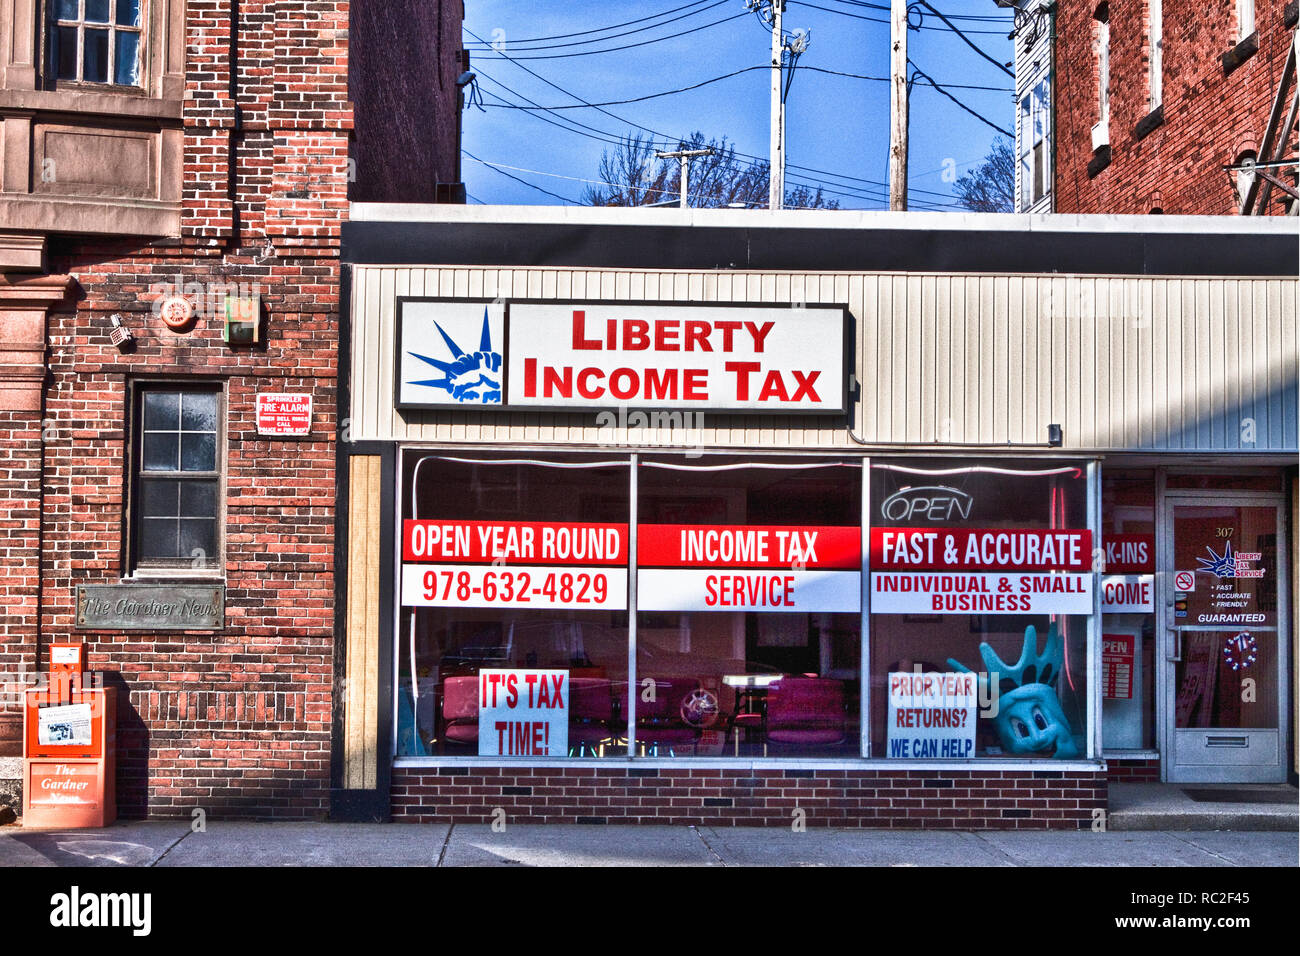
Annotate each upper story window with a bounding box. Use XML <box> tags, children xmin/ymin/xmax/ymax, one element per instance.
<box><xmin>1019</xmin><ymin>78</ymin><xmax>1052</xmax><ymax>208</ymax></box>
<box><xmin>1237</xmin><ymin>0</ymin><xmax>1256</xmax><ymax>41</ymax></box>
<box><xmin>51</xmin><ymin>0</ymin><xmax>144</xmax><ymax>87</ymax></box>
<box><xmin>1095</xmin><ymin>6</ymin><xmax>1110</xmax><ymax>128</ymax></box>
<box><xmin>1148</xmin><ymin>0</ymin><xmax>1162</xmax><ymax>111</ymax></box>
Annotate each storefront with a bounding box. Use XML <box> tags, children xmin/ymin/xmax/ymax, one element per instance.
<box><xmin>332</xmin><ymin>207</ymin><xmax>1298</xmax><ymax>826</ymax></box>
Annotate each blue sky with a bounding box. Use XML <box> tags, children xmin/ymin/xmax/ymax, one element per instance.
<box><xmin>462</xmin><ymin>1</ymin><xmax>1014</xmax><ymax>210</ymax></box>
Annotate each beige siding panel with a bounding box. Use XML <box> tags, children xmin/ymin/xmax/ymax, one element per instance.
<box><xmin>349</xmin><ymin>267</ymin><xmax>1297</xmax><ymax>452</ymax></box>
<box><xmin>344</xmin><ymin>455</ymin><xmax>381</xmax><ymax>790</ymax></box>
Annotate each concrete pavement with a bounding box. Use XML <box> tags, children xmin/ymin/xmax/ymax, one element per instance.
<box><xmin>0</xmin><ymin>821</ymin><xmax>1294</xmax><ymax>866</ymax></box>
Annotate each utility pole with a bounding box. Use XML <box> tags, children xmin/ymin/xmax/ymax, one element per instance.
<box><xmin>656</xmin><ymin>147</ymin><xmax>715</xmax><ymax>208</ymax></box>
<box><xmin>747</xmin><ymin>0</ymin><xmax>807</xmax><ymax>210</ymax></box>
<box><xmin>769</xmin><ymin>0</ymin><xmax>785</xmax><ymax>210</ymax></box>
<box><xmin>889</xmin><ymin>0</ymin><xmax>908</xmax><ymax>211</ymax></box>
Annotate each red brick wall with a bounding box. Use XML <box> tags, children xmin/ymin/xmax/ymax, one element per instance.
<box><xmin>0</xmin><ymin>412</ymin><xmax>42</xmax><ymax>681</ymax></box>
<box><xmin>1054</xmin><ymin>0</ymin><xmax>1297</xmax><ymax>214</ymax></box>
<box><xmin>1106</xmin><ymin>758</ymin><xmax>1162</xmax><ymax>782</ymax></box>
<box><xmin>392</xmin><ymin>767</ymin><xmax>1108</xmax><ymax>829</ymax></box>
<box><xmin>19</xmin><ymin>1</ymin><xmax>351</xmax><ymax>818</ymax></box>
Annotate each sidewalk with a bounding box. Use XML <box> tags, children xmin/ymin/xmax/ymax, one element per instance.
<box><xmin>0</xmin><ymin>821</ymin><xmax>1295</xmax><ymax>867</ymax></box>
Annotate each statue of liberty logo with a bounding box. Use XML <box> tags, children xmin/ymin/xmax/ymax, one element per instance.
<box><xmin>407</xmin><ymin>307</ymin><xmax>503</xmax><ymax>404</ymax></box>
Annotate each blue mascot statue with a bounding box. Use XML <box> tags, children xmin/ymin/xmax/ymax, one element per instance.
<box><xmin>948</xmin><ymin>622</ymin><xmax>1080</xmax><ymax>759</ymax></box>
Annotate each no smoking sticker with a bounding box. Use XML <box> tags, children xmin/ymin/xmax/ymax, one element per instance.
<box><xmin>1174</xmin><ymin>570</ymin><xmax>1195</xmax><ymax>592</ymax></box>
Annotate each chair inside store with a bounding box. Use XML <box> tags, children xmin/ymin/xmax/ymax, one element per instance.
<box><xmin>568</xmin><ymin>677</ymin><xmax>618</xmax><ymax>757</ymax></box>
<box><xmin>620</xmin><ymin>677</ymin><xmax>703</xmax><ymax>756</ymax></box>
<box><xmin>440</xmin><ymin>675</ymin><xmax>480</xmax><ymax>750</ymax></box>
<box><xmin>764</xmin><ymin>676</ymin><xmax>848</xmax><ymax>754</ymax></box>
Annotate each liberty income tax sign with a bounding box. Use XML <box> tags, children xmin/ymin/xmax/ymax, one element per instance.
<box><xmin>396</xmin><ymin>300</ymin><xmax>847</xmax><ymax>413</ymax></box>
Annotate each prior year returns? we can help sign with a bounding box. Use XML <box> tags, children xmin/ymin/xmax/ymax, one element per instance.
<box><xmin>886</xmin><ymin>672</ymin><xmax>977</xmax><ymax>759</ymax></box>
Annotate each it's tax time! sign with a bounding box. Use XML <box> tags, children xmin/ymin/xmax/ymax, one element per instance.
<box><xmin>478</xmin><ymin>669</ymin><xmax>569</xmax><ymax>757</ymax></box>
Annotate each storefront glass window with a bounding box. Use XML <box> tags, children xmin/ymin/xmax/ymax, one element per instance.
<box><xmin>399</xmin><ymin>454</ymin><xmax>631</xmax><ymax>757</ymax></box>
<box><xmin>1099</xmin><ymin>470</ymin><xmax>1157</xmax><ymax>751</ymax></box>
<box><xmin>636</xmin><ymin>458</ymin><xmax>862</xmax><ymax>758</ymax></box>
<box><xmin>868</xmin><ymin>461</ymin><xmax>1092</xmax><ymax>759</ymax></box>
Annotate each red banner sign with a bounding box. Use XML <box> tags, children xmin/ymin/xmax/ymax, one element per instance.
<box><xmin>870</xmin><ymin>528</ymin><xmax>1092</xmax><ymax>571</ymax></box>
<box><xmin>402</xmin><ymin>520</ymin><xmax>628</xmax><ymax>565</ymax></box>
<box><xmin>1102</xmin><ymin>533</ymin><xmax>1155</xmax><ymax>573</ymax></box>
<box><xmin>638</xmin><ymin>524</ymin><xmax>860</xmax><ymax>569</ymax></box>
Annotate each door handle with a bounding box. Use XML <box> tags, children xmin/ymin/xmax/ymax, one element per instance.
<box><xmin>1167</xmin><ymin>627</ymin><xmax>1183</xmax><ymax>663</ymax></box>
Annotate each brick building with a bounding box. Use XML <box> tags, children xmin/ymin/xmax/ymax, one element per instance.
<box><xmin>0</xmin><ymin>0</ymin><xmax>358</xmax><ymax>818</ymax></box>
<box><xmin>1010</xmin><ymin>0</ymin><xmax>1299</xmax><ymax>214</ymax></box>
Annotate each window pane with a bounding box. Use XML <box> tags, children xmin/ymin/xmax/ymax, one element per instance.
<box><xmin>139</xmin><ymin>518</ymin><xmax>179</xmax><ymax>560</ymax></box>
<box><xmin>86</xmin><ymin>0</ymin><xmax>110</xmax><ymax>22</ymax></box>
<box><xmin>143</xmin><ymin>433</ymin><xmax>179</xmax><ymax>472</ymax></box>
<box><xmin>143</xmin><ymin>392</ymin><xmax>180</xmax><ymax>430</ymax></box>
<box><xmin>114</xmin><ymin>28</ymin><xmax>140</xmax><ymax>85</ymax></box>
<box><xmin>868</xmin><ymin>460</ymin><xmax>1091</xmax><ymax>759</ymax></box>
<box><xmin>636</xmin><ymin>458</ymin><xmax>862</xmax><ymax>758</ymax></box>
<box><xmin>180</xmin><ymin>433</ymin><xmax>216</xmax><ymax>472</ymax></box>
<box><xmin>56</xmin><ymin>26</ymin><xmax>79</xmax><ymax>80</ymax></box>
<box><xmin>399</xmin><ymin>454</ymin><xmax>632</xmax><ymax>758</ymax></box>
<box><xmin>84</xmin><ymin>28</ymin><xmax>109</xmax><ymax>82</ymax></box>
<box><xmin>179</xmin><ymin>519</ymin><xmax>217</xmax><ymax>560</ymax></box>
<box><xmin>116</xmin><ymin>0</ymin><xmax>142</xmax><ymax>25</ymax></box>
<box><xmin>140</xmin><ymin>479</ymin><xmax>180</xmax><ymax>518</ymax></box>
<box><xmin>56</xmin><ymin>0</ymin><xmax>79</xmax><ymax>19</ymax></box>
<box><xmin>180</xmin><ymin>481</ymin><xmax>218</xmax><ymax>518</ymax></box>
<box><xmin>180</xmin><ymin>393</ymin><xmax>219</xmax><ymax>433</ymax></box>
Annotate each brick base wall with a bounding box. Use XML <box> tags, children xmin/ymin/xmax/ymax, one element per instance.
<box><xmin>1105</xmin><ymin>758</ymin><xmax>1161</xmax><ymax>783</ymax></box>
<box><xmin>392</xmin><ymin>767</ymin><xmax>1108</xmax><ymax>829</ymax></box>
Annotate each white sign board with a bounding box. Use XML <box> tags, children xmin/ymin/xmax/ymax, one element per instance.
<box><xmin>477</xmin><ymin>669</ymin><xmax>569</xmax><ymax>756</ymax></box>
<box><xmin>400</xmin><ymin>564</ymin><xmax>627</xmax><ymax>609</ymax></box>
<box><xmin>397</xmin><ymin>301</ymin><xmax>507</xmax><ymax>408</ymax></box>
<box><xmin>637</xmin><ymin>569</ymin><xmax>860</xmax><ymax>613</ymax></box>
<box><xmin>507</xmin><ymin>303</ymin><xmax>845</xmax><ymax>411</ymax></box>
<box><xmin>885</xmin><ymin>672</ymin><xmax>977</xmax><ymax>759</ymax></box>
<box><xmin>871</xmin><ymin>572</ymin><xmax>1093</xmax><ymax>615</ymax></box>
<box><xmin>1100</xmin><ymin>574</ymin><xmax>1154</xmax><ymax>613</ymax></box>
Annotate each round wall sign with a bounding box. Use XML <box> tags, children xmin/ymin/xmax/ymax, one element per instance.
<box><xmin>159</xmin><ymin>295</ymin><xmax>195</xmax><ymax>330</ymax></box>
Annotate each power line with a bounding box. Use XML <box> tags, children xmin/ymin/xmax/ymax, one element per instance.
<box><xmin>467</xmin><ymin>29</ymin><xmax>963</xmax><ymax>203</ymax></box>
<box><xmin>464</xmin><ymin>149</ymin><xmax>581</xmax><ymax>204</ymax></box>
<box><xmin>462</xmin><ymin>1</ymin><xmax>717</xmax><ymax>47</ymax></box>
<box><xmin>831</xmin><ymin>0</ymin><xmax>1010</xmax><ymax>20</ymax></box>
<box><xmin>794</xmin><ymin>0</ymin><xmax>1012</xmax><ymax>34</ymax></box>
<box><xmin>803</xmin><ymin>64</ymin><xmax>1009</xmax><ymax>92</ymax></box>
<box><xmin>910</xmin><ymin>0</ymin><xmax>1013</xmax><ymax>77</ymax></box>
<box><xmin>472</xmin><ymin>12</ymin><xmax>749</xmax><ymax>60</ymax></box>
<box><xmin>480</xmin><ymin>65</ymin><xmax>770</xmax><ymax>108</ymax></box>
<box><xmin>909</xmin><ymin>64</ymin><xmax>1013</xmax><ymax>138</ymax></box>
<box><xmin>476</xmin><ymin>65</ymin><xmax>960</xmax><ymax>202</ymax></box>
<box><xmin>463</xmin><ymin>1</ymin><xmax>728</xmax><ymax>52</ymax></box>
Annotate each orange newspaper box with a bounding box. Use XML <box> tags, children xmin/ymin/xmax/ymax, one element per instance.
<box><xmin>22</xmin><ymin>643</ymin><xmax>117</xmax><ymax>828</ymax></box>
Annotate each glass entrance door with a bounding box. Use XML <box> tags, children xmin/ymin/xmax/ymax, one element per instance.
<box><xmin>1161</xmin><ymin>497</ymin><xmax>1289</xmax><ymax>783</ymax></box>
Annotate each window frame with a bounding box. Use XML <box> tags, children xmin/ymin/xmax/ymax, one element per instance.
<box><xmin>393</xmin><ymin>447</ymin><xmax>1104</xmax><ymax>768</ymax></box>
<box><xmin>1148</xmin><ymin>0</ymin><xmax>1162</xmax><ymax>112</ymax></box>
<box><xmin>126</xmin><ymin>380</ymin><xmax>226</xmax><ymax>579</ymax></box>
<box><xmin>1096</xmin><ymin>13</ymin><xmax>1110</xmax><ymax>129</ymax></box>
<box><xmin>1019</xmin><ymin>78</ymin><xmax>1052</xmax><ymax>208</ymax></box>
<box><xmin>47</xmin><ymin>0</ymin><xmax>148</xmax><ymax>91</ymax></box>
<box><xmin>1237</xmin><ymin>0</ymin><xmax>1256</xmax><ymax>42</ymax></box>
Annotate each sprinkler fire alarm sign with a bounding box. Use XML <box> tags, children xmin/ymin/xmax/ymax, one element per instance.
<box><xmin>255</xmin><ymin>393</ymin><xmax>312</xmax><ymax>437</ymax></box>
